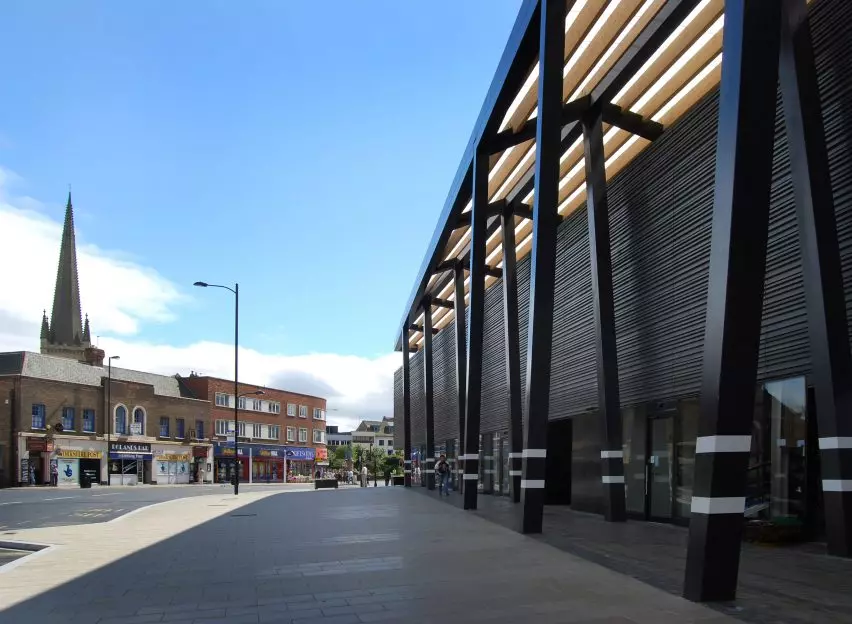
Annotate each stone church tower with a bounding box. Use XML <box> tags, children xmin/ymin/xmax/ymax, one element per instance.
<box><xmin>40</xmin><ymin>192</ymin><xmax>104</xmax><ymax>365</ymax></box>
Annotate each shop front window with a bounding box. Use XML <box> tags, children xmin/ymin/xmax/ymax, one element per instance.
<box><xmin>749</xmin><ymin>377</ymin><xmax>807</xmax><ymax>522</ymax></box>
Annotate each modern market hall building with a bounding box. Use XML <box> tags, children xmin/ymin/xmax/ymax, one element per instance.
<box><xmin>392</xmin><ymin>0</ymin><xmax>852</xmax><ymax>603</ymax></box>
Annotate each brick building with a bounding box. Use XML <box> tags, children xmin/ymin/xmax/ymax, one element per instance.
<box><xmin>0</xmin><ymin>192</ymin><xmax>213</xmax><ymax>488</ymax></box>
<box><xmin>179</xmin><ymin>375</ymin><xmax>328</xmax><ymax>483</ymax></box>
<box><xmin>0</xmin><ymin>351</ymin><xmax>211</xmax><ymax>487</ymax></box>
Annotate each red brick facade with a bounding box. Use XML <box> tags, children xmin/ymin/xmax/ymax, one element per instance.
<box><xmin>179</xmin><ymin>376</ymin><xmax>328</xmax><ymax>455</ymax></box>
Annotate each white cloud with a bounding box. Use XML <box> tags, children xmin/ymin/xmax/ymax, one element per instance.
<box><xmin>0</xmin><ymin>166</ymin><xmax>398</xmax><ymax>433</ymax></box>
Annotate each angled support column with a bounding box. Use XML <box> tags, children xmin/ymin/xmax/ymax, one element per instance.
<box><xmin>779</xmin><ymin>0</ymin><xmax>852</xmax><ymax>557</ymax></box>
<box><xmin>683</xmin><ymin>0</ymin><xmax>782</xmax><ymax>603</ymax></box>
<box><xmin>463</xmin><ymin>148</ymin><xmax>489</xmax><ymax>511</ymax></box>
<box><xmin>518</xmin><ymin>0</ymin><xmax>566</xmax><ymax>534</ymax></box>
<box><xmin>501</xmin><ymin>204</ymin><xmax>524</xmax><ymax>503</ymax></box>
<box><xmin>582</xmin><ymin>108</ymin><xmax>626</xmax><ymax>522</ymax></box>
<box><xmin>423</xmin><ymin>298</ymin><xmax>436</xmax><ymax>490</ymax></box>
<box><xmin>454</xmin><ymin>262</ymin><xmax>468</xmax><ymax>495</ymax></box>
<box><xmin>402</xmin><ymin>328</ymin><xmax>413</xmax><ymax>488</ymax></box>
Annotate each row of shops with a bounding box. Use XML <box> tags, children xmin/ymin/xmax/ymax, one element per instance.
<box><xmin>212</xmin><ymin>443</ymin><xmax>327</xmax><ymax>483</ymax></box>
<box><xmin>18</xmin><ymin>435</ymin><xmax>328</xmax><ymax>486</ymax></box>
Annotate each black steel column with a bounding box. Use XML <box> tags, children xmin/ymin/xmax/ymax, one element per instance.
<box><xmin>779</xmin><ymin>0</ymin><xmax>852</xmax><ymax>557</ymax></box>
<box><xmin>501</xmin><ymin>205</ymin><xmax>524</xmax><ymax>503</ymax></box>
<box><xmin>683</xmin><ymin>0</ymin><xmax>782</xmax><ymax>602</ymax></box>
<box><xmin>402</xmin><ymin>328</ymin><xmax>413</xmax><ymax>488</ymax></box>
<box><xmin>423</xmin><ymin>298</ymin><xmax>436</xmax><ymax>490</ymax></box>
<box><xmin>463</xmin><ymin>148</ymin><xmax>489</xmax><ymax>511</ymax></box>
<box><xmin>582</xmin><ymin>108</ymin><xmax>626</xmax><ymax>522</ymax></box>
<box><xmin>454</xmin><ymin>262</ymin><xmax>468</xmax><ymax>495</ymax></box>
<box><xmin>519</xmin><ymin>0</ymin><xmax>566</xmax><ymax>534</ymax></box>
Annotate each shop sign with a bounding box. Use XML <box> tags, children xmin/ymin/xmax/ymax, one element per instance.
<box><xmin>27</xmin><ymin>437</ymin><xmax>48</xmax><ymax>452</ymax></box>
<box><xmin>155</xmin><ymin>454</ymin><xmax>191</xmax><ymax>462</ymax></box>
<box><xmin>192</xmin><ymin>446</ymin><xmax>208</xmax><ymax>458</ymax></box>
<box><xmin>110</xmin><ymin>442</ymin><xmax>152</xmax><ymax>454</ymax></box>
<box><xmin>58</xmin><ymin>458</ymin><xmax>79</xmax><ymax>485</ymax></box>
<box><xmin>56</xmin><ymin>449</ymin><xmax>103</xmax><ymax>459</ymax></box>
<box><xmin>284</xmin><ymin>447</ymin><xmax>315</xmax><ymax>461</ymax></box>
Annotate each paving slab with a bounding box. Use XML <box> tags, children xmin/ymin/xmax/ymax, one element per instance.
<box><xmin>0</xmin><ymin>487</ymin><xmax>732</xmax><ymax>623</ymax></box>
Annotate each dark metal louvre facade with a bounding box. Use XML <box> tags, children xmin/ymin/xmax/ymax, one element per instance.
<box><xmin>393</xmin><ymin>368</ymin><xmax>404</xmax><ymax>450</ymax></box>
<box><xmin>395</xmin><ymin>0</ymin><xmax>852</xmax><ymax>451</ymax></box>
<box><xmin>432</xmin><ymin>319</ymin><xmax>459</xmax><ymax>441</ymax></box>
<box><xmin>410</xmin><ymin>350</ymin><xmax>425</xmax><ymax>447</ymax></box>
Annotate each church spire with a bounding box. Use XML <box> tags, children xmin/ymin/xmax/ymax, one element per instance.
<box><xmin>47</xmin><ymin>192</ymin><xmax>86</xmax><ymax>348</ymax></box>
<box><xmin>40</xmin><ymin>310</ymin><xmax>50</xmax><ymax>341</ymax></box>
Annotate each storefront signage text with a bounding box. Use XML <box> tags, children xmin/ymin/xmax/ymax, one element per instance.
<box><xmin>155</xmin><ymin>454</ymin><xmax>191</xmax><ymax>462</ymax></box>
<box><xmin>56</xmin><ymin>449</ymin><xmax>102</xmax><ymax>459</ymax></box>
<box><xmin>27</xmin><ymin>438</ymin><xmax>54</xmax><ymax>452</ymax></box>
<box><xmin>110</xmin><ymin>442</ymin><xmax>152</xmax><ymax>454</ymax></box>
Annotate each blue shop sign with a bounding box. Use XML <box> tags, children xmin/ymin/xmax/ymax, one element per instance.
<box><xmin>213</xmin><ymin>443</ymin><xmax>315</xmax><ymax>460</ymax></box>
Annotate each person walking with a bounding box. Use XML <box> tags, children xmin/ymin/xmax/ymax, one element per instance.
<box><xmin>436</xmin><ymin>454</ymin><xmax>450</xmax><ymax>496</ymax></box>
<box><xmin>360</xmin><ymin>464</ymin><xmax>368</xmax><ymax>488</ymax></box>
<box><xmin>384</xmin><ymin>465</ymin><xmax>391</xmax><ymax>487</ymax></box>
<box><xmin>50</xmin><ymin>462</ymin><xmax>58</xmax><ymax>487</ymax></box>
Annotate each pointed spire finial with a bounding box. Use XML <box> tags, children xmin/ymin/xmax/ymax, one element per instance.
<box><xmin>46</xmin><ymin>190</ymin><xmax>84</xmax><ymax>348</ymax></box>
<box><xmin>82</xmin><ymin>313</ymin><xmax>91</xmax><ymax>344</ymax></box>
<box><xmin>40</xmin><ymin>310</ymin><xmax>50</xmax><ymax>341</ymax></box>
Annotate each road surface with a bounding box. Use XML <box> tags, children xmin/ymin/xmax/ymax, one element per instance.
<box><xmin>0</xmin><ymin>483</ymin><xmax>312</xmax><ymax>531</ymax></box>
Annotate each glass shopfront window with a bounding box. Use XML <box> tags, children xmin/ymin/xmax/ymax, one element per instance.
<box><xmin>748</xmin><ymin>377</ymin><xmax>807</xmax><ymax>522</ymax></box>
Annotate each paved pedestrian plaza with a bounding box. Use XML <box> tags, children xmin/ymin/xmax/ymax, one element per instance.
<box><xmin>0</xmin><ymin>487</ymin><xmax>735</xmax><ymax>624</ymax></box>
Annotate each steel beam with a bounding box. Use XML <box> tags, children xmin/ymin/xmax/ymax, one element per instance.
<box><xmin>486</xmin><ymin>95</ymin><xmax>592</xmax><ymax>154</ymax></box>
<box><xmin>454</xmin><ymin>262</ymin><xmax>468</xmax><ymax>495</ymax></box>
<box><xmin>432</xmin><ymin>297</ymin><xmax>454</xmax><ymax>309</ymax></box>
<box><xmin>583</xmin><ymin>106</ymin><xmax>626</xmax><ymax>522</ymax></box>
<box><xmin>402</xmin><ymin>328</ymin><xmax>413</xmax><ymax>488</ymax></box>
<box><xmin>518</xmin><ymin>0</ymin><xmax>567</xmax><ymax>534</ymax></box>
<box><xmin>463</xmin><ymin>147</ymin><xmax>489</xmax><ymax>511</ymax></box>
<box><xmin>683</xmin><ymin>0</ymin><xmax>782</xmax><ymax>603</ymax></box>
<box><xmin>423</xmin><ymin>298</ymin><xmax>436</xmax><ymax>490</ymax></box>
<box><xmin>504</xmin><ymin>0</ymin><xmax>702</xmax><ymax>208</ymax></box>
<box><xmin>601</xmin><ymin>103</ymin><xmax>664</xmax><ymax>140</ymax></box>
<box><xmin>409</xmin><ymin>324</ymin><xmax>440</xmax><ymax>335</ymax></box>
<box><xmin>779</xmin><ymin>0</ymin><xmax>852</xmax><ymax>557</ymax></box>
<box><xmin>501</xmin><ymin>205</ymin><xmax>524</xmax><ymax>504</ymax></box>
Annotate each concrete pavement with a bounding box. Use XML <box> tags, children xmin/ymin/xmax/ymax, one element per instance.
<box><xmin>0</xmin><ymin>487</ymin><xmax>733</xmax><ymax>624</ymax></box>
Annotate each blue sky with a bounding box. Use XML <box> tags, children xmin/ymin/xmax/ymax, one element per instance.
<box><xmin>0</xmin><ymin>0</ymin><xmax>522</xmax><ymax>359</ymax></box>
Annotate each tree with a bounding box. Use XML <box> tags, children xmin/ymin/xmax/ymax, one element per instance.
<box><xmin>353</xmin><ymin>445</ymin><xmax>367</xmax><ymax>471</ymax></box>
<box><xmin>329</xmin><ymin>446</ymin><xmax>347</xmax><ymax>471</ymax></box>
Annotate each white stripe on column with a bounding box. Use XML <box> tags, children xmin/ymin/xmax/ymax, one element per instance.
<box><xmin>425</xmin><ymin>458</ymin><xmax>435</xmax><ymax>463</ymax></box>
<box><xmin>822</xmin><ymin>480</ymin><xmax>852</xmax><ymax>492</ymax></box>
<box><xmin>690</xmin><ymin>497</ymin><xmax>746</xmax><ymax>515</ymax></box>
<box><xmin>463</xmin><ymin>474</ymin><xmax>479</xmax><ymax>481</ymax></box>
<box><xmin>521</xmin><ymin>480</ymin><xmax>545</xmax><ymax>489</ymax></box>
<box><xmin>404</xmin><ymin>470</ymin><xmax>411</xmax><ymax>474</ymax></box>
<box><xmin>424</xmin><ymin>469</ymin><xmax>434</xmax><ymax>473</ymax></box>
<box><xmin>508</xmin><ymin>453</ymin><xmax>522</xmax><ymax>459</ymax></box>
<box><xmin>404</xmin><ymin>460</ymin><xmax>412</xmax><ymax>465</ymax></box>
<box><xmin>484</xmin><ymin>469</ymin><xmax>496</xmax><ymax>474</ymax></box>
<box><xmin>600</xmin><ymin>450</ymin><xmax>623</xmax><ymax>459</ymax></box>
<box><xmin>460</xmin><ymin>454</ymin><xmax>478</xmax><ymax>461</ymax></box>
<box><xmin>695</xmin><ymin>435</ymin><xmax>752</xmax><ymax>454</ymax></box>
<box><xmin>509</xmin><ymin>470</ymin><xmax>522</xmax><ymax>476</ymax></box>
<box><xmin>601</xmin><ymin>475</ymin><xmax>625</xmax><ymax>484</ymax></box>
<box><xmin>819</xmin><ymin>437</ymin><xmax>852</xmax><ymax>449</ymax></box>
<box><xmin>522</xmin><ymin>449</ymin><xmax>547</xmax><ymax>458</ymax></box>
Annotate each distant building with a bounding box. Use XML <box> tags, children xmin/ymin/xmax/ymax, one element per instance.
<box><xmin>325</xmin><ymin>425</ymin><xmax>352</xmax><ymax>447</ymax></box>
<box><xmin>180</xmin><ymin>375</ymin><xmax>328</xmax><ymax>482</ymax></box>
<box><xmin>351</xmin><ymin>417</ymin><xmax>395</xmax><ymax>456</ymax></box>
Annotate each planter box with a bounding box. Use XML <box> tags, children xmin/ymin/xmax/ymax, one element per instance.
<box><xmin>315</xmin><ymin>479</ymin><xmax>338</xmax><ymax>490</ymax></box>
<box><xmin>392</xmin><ymin>476</ymin><xmax>405</xmax><ymax>486</ymax></box>
<box><xmin>743</xmin><ymin>519</ymin><xmax>805</xmax><ymax>544</ymax></box>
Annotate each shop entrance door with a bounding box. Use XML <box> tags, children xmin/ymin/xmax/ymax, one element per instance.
<box><xmin>647</xmin><ymin>416</ymin><xmax>674</xmax><ymax>521</ymax></box>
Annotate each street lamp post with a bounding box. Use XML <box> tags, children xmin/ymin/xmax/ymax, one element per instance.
<box><xmin>106</xmin><ymin>355</ymin><xmax>120</xmax><ymax>485</ymax></box>
<box><xmin>194</xmin><ymin>280</ymin><xmax>241</xmax><ymax>495</ymax></box>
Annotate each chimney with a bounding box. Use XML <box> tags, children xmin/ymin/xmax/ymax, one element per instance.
<box><xmin>83</xmin><ymin>346</ymin><xmax>105</xmax><ymax>367</ymax></box>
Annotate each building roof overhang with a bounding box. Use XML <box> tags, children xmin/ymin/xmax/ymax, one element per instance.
<box><xmin>394</xmin><ymin>0</ymin><xmax>806</xmax><ymax>352</ymax></box>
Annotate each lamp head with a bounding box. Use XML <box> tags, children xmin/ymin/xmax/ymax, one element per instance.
<box><xmin>193</xmin><ymin>281</ymin><xmax>209</xmax><ymax>287</ymax></box>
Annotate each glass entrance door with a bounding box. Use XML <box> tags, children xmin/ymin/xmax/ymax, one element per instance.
<box><xmin>648</xmin><ymin>416</ymin><xmax>674</xmax><ymax>520</ymax></box>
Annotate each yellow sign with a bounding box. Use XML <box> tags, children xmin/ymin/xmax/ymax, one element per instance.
<box><xmin>155</xmin><ymin>454</ymin><xmax>191</xmax><ymax>462</ymax></box>
<box><xmin>56</xmin><ymin>449</ymin><xmax>103</xmax><ymax>459</ymax></box>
